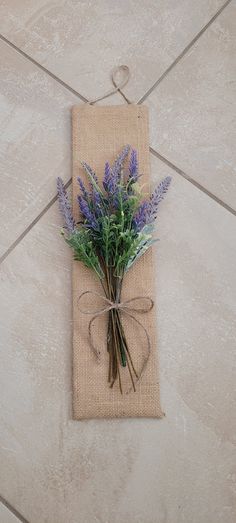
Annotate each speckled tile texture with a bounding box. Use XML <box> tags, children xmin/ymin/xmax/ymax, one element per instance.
<box><xmin>0</xmin><ymin>1</ymin><xmax>235</xmax><ymax>523</ymax></box>
<box><xmin>0</xmin><ymin>0</ymin><xmax>226</xmax><ymax>101</ymax></box>
<box><xmin>147</xmin><ymin>1</ymin><xmax>236</xmax><ymax>210</ymax></box>
<box><xmin>0</xmin><ymin>503</ymin><xmax>22</xmax><ymax>523</ymax></box>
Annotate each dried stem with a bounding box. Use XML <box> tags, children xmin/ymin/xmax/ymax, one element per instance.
<box><xmin>101</xmin><ymin>261</ymin><xmax>138</xmax><ymax>393</ymax></box>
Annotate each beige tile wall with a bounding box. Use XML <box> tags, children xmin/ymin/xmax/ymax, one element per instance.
<box><xmin>0</xmin><ymin>2</ymin><xmax>235</xmax><ymax>523</ymax></box>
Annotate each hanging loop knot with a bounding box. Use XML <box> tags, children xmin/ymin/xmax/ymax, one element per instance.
<box><xmin>77</xmin><ymin>290</ymin><xmax>154</xmax><ymax>389</ymax></box>
<box><xmin>87</xmin><ymin>65</ymin><xmax>130</xmax><ymax>105</ymax></box>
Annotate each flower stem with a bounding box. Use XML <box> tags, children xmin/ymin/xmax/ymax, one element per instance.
<box><xmin>102</xmin><ymin>261</ymin><xmax>138</xmax><ymax>393</ymax></box>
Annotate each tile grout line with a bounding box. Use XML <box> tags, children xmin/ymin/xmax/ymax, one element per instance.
<box><xmin>137</xmin><ymin>0</ymin><xmax>232</xmax><ymax>104</ymax></box>
<box><xmin>0</xmin><ymin>3</ymin><xmax>234</xmax><ymax>519</ymax></box>
<box><xmin>150</xmin><ymin>147</ymin><xmax>236</xmax><ymax>216</ymax></box>
<box><xmin>0</xmin><ymin>33</ymin><xmax>88</xmax><ymax>103</ymax></box>
<box><xmin>0</xmin><ymin>31</ymin><xmax>130</xmax><ymax>107</ymax></box>
<box><xmin>0</xmin><ymin>495</ymin><xmax>30</xmax><ymax>523</ymax></box>
<box><xmin>0</xmin><ymin>0</ymin><xmax>234</xmax><ymax>267</ymax></box>
<box><xmin>0</xmin><ymin>179</ymin><xmax>72</xmax><ymax>265</ymax></box>
<box><xmin>0</xmin><ymin>0</ymin><xmax>232</xmax><ymax>109</ymax></box>
<box><xmin>1</xmin><ymin>140</ymin><xmax>235</xmax><ymax>267</ymax></box>
<box><xmin>0</xmin><ymin>31</ymin><xmax>129</xmax><ymax>106</ymax></box>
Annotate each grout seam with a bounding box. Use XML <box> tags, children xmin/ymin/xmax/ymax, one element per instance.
<box><xmin>1</xmin><ymin>140</ymin><xmax>235</xmax><ymax>268</ymax></box>
<box><xmin>0</xmin><ymin>0</ymin><xmax>234</xmax><ymax>267</ymax></box>
<box><xmin>137</xmin><ymin>0</ymin><xmax>232</xmax><ymax>104</ymax></box>
<box><xmin>0</xmin><ymin>1</ymin><xmax>234</xmax><ymax>517</ymax></box>
<box><xmin>150</xmin><ymin>147</ymin><xmax>236</xmax><ymax>216</ymax></box>
<box><xmin>0</xmin><ymin>33</ymin><xmax>88</xmax><ymax>103</ymax></box>
<box><xmin>0</xmin><ymin>179</ymin><xmax>72</xmax><ymax>265</ymax></box>
<box><xmin>0</xmin><ymin>0</ymin><xmax>231</xmax><ymax>108</ymax></box>
<box><xmin>0</xmin><ymin>495</ymin><xmax>30</xmax><ymax>523</ymax></box>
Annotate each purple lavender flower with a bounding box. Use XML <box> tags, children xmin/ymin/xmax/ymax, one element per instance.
<box><xmin>113</xmin><ymin>181</ymin><xmax>130</xmax><ymax>209</ymax></box>
<box><xmin>91</xmin><ymin>188</ymin><xmax>104</xmax><ymax>217</ymax></box>
<box><xmin>148</xmin><ymin>176</ymin><xmax>172</xmax><ymax>222</ymax></box>
<box><xmin>57</xmin><ymin>177</ymin><xmax>75</xmax><ymax>233</ymax></box>
<box><xmin>103</xmin><ymin>146</ymin><xmax>131</xmax><ymax>197</ymax></box>
<box><xmin>128</xmin><ymin>148</ymin><xmax>138</xmax><ymax>181</ymax></box>
<box><xmin>133</xmin><ymin>176</ymin><xmax>171</xmax><ymax>231</ymax></box>
<box><xmin>77</xmin><ymin>195</ymin><xmax>99</xmax><ymax>231</ymax></box>
<box><xmin>112</xmin><ymin>144</ymin><xmax>130</xmax><ymax>179</ymax></box>
<box><xmin>132</xmin><ymin>201</ymin><xmax>149</xmax><ymax>231</ymax></box>
<box><xmin>104</xmin><ymin>170</ymin><xmax>128</xmax><ymax>209</ymax></box>
<box><xmin>77</xmin><ymin>176</ymin><xmax>89</xmax><ymax>200</ymax></box>
<box><xmin>103</xmin><ymin>161</ymin><xmax>110</xmax><ymax>189</ymax></box>
<box><xmin>103</xmin><ymin>162</ymin><xmax>116</xmax><ymax>193</ymax></box>
<box><xmin>81</xmin><ymin>162</ymin><xmax>99</xmax><ymax>183</ymax></box>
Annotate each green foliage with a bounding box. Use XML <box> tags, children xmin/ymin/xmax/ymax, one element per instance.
<box><xmin>66</xmin><ymin>230</ymin><xmax>104</xmax><ymax>280</ymax></box>
<box><xmin>125</xmin><ymin>232</ymin><xmax>157</xmax><ymax>273</ymax></box>
<box><xmin>57</xmin><ymin>148</ymin><xmax>171</xmax><ymax>394</ymax></box>
<box><xmin>62</xmin><ymin>178</ymin><xmax>153</xmax><ymax>279</ymax></box>
<box><xmin>85</xmin><ymin>183</ymin><xmax>144</xmax><ymax>276</ymax></box>
<box><xmin>58</xmin><ymin>148</ymin><xmax>170</xmax><ymax>281</ymax></box>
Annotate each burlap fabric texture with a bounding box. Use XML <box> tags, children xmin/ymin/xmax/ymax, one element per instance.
<box><xmin>72</xmin><ymin>104</ymin><xmax>164</xmax><ymax>419</ymax></box>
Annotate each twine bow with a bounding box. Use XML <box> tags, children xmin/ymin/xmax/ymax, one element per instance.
<box><xmin>77</xmin><ymin>290</ymin><xmax>154</xmax><ymax>389</ymax></box>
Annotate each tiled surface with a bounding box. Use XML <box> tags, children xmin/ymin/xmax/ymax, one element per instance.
<box><xmin>0</xmin><ymin>40</ymin><xmax>123</xmax><ymax>258</ymax></box>
<box><xmin>0</xmin><ymin>38</ymin><xmax>78</xmax><ymax>258</ymax></box>
<box><xmin>0</xmin><ymin>0</ymin><xmax>226</xmax><ymax>101</ymax></box>
<box><xmin>0</xmin><ymin>503</ymin><xmax>21</xmax><ymax>523</ymax></box>
<box><xmin>147</xmin><ymin>1</ymin><xmax>236</xmax><ymax>210</ymax></box>
<box><xmin>0</xmin><ymin>156</ymin><xmax>236</xmax><ymax>523</ymax></box>
<box><xmin>0</xmin><ymin>2</ymin><xmax>235</xmax><ymax>523</ymax></box>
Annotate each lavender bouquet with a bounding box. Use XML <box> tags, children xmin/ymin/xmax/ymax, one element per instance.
<box><xmin>57</xmin><ymin>145</ymin><xmax>171</xmax><ymax>393</ymax></box>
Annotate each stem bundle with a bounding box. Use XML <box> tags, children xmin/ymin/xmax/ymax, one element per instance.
<box><xmin>103</xmin><ymin>266</ymin><xmax>138</xmax><ymax>393</ymax></box>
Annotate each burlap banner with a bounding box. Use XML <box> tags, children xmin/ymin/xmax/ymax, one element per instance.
<box><xmin>72</xmin><ymin>104</ymin><xmax>163</xmax><ymax>419</ymax></box>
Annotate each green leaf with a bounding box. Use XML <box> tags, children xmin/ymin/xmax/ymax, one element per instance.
<box><xmin>66</xmin><ymin>230</ymin><xmax>104</xmax><ymax>279</ymax></box>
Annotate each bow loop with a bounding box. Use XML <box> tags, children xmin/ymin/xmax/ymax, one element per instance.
<box><xmin>77</xmin><ymin>290</ymin><xmax>114</xmax><ymax>315</ymax></box>
<box><xmin>77</xmin><ymin>290</ymin><xmax>154</xmax><ymax>315</ymax></box>
<box><xmin>119</xmin><ymin>296</ymin><xmax>154</xmax><ymax>314</ymax></box>
<box><xmin>77</xmin><ymin>289</ymin><xmax>154</xmax><ymax>392</ymax></box>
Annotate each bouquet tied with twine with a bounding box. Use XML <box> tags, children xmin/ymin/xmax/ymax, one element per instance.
<box><xmin>57</xmin><ymin>145</ymin><xmax>171</xmax><ymax>394</ymax></box>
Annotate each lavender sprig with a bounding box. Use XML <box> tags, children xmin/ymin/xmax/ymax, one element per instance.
<box><xmin>81</xmin><ymin>161</ymin><xmax>98</xmax><ymax>183</ymax></box>
<box><xmin>148</xmin><ymin>176</ymin><xmax>172</xmax><ymax>222</ymax></box>
<box><xmin>77</xmin><ymin>195</ymin><xmax>100</xmax><ymax>231</ymax></box>
<box><xmin>91</xmin><ymin>188</ymin><xmax>104</xmax><ymax>217</ymax></box>
<box><xmin>103</xmin><ymin>145</ymin><xmax>130</xmax><ymax>196</ymax></box>
<box><xmin>112</xmin><ymin>144</ymin><xmax>130</xmax><ymax>179</ymax></box>
<box><xmin>103</xmin><ymin>162</ymin><xmax>116</xmax><ymax>194</ymax></box>
<box><xmin>133</xmin><ymin>176</ymin><xmax>171</xmax><ymax>231</ymax></box>
<box><xmin>81</xmin><ymin>161</ymin><xmax>102</xmax><ymax>196</ymax></box>
<box><xmin>77</xmin><ymin>176</ymin><xmax>89</xmax><ymax>200</ymax></box>
<box><xmin>132</xmin><ymin>201</ymin><xmax>149</xmax><ymax>231</ymax></box>
<box><xmin>128</xmin><ymin>148</ymin><xmax>138</xmax><ymax>181</ymax></box>
<box><xmin>56</xmin><ymin>177</ymin><xmax>75</xmax><ymax>234</ymax></box>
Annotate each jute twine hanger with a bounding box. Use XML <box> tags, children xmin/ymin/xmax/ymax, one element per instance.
<box><xmin>86</xmin><ymin>65</ymin><xmax>131</xmax><ymax>105</ymax></box>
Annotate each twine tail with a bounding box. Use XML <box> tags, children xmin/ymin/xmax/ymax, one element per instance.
<box><xmin>77</xmin><ymin>290</ymin><xmax>154</xmax><ymax>394</ymax></box>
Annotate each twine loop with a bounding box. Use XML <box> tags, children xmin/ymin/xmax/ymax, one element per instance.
<box><xmin>87</xmin><ymin>65</ymin><xmax>130</xmax><ymax>105</ymax></box>
<box><xmin>77</xmin><ymin>290</ymin><xmax>154</xmax><ymax>388</ymax></box>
